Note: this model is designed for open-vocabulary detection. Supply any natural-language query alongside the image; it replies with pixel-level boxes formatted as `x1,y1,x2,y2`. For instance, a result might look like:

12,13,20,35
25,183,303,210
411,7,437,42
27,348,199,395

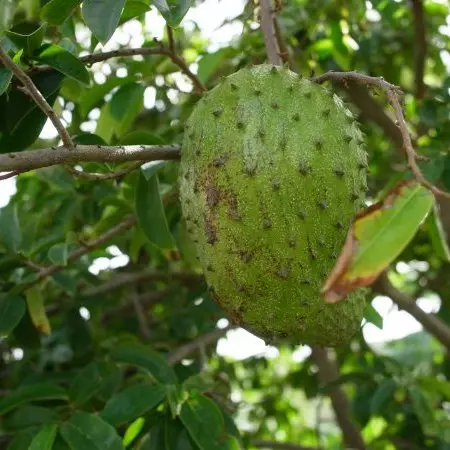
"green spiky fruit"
179,64,367,347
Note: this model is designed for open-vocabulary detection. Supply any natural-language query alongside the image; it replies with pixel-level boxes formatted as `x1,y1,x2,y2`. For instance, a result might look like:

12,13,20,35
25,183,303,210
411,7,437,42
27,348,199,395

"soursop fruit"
179,64,367,347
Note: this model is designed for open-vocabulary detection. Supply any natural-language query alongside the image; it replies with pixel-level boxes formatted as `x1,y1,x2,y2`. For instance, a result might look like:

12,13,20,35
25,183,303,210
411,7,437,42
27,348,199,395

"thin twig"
0,144,180,174
312,70,450,199
0,47,75,153
260,0,282,65
167,325,232,365
66,161,143,181
311,347,366,450
0,171,18,180
131,288,151,339
410,0,427,100
15,216,137,293
374,273,450,351
167,26,175,53
31,44,206,93
272,13,291,66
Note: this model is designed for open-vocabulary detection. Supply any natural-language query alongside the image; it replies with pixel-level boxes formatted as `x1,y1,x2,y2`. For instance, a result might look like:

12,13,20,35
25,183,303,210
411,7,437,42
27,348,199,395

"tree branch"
16,216,137,293
0,144,181,174
260,0,282,65
410,0,427,100
253,441,317,450
311,347,366,450
374,273,450,351
312,70,450,199
167,326,232,365
131,288,151,339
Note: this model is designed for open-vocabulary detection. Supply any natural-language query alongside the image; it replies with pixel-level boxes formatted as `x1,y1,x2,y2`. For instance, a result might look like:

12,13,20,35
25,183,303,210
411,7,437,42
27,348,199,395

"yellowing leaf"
26,286,51,335
322,181,434,303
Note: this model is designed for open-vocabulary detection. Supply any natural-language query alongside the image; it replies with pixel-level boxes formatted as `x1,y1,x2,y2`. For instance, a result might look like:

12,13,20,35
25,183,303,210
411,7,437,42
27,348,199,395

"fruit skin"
179,64,367,347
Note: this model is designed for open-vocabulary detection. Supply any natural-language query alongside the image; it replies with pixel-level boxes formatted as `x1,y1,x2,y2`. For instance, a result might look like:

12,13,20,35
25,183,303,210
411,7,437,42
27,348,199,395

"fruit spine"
179,64,367,347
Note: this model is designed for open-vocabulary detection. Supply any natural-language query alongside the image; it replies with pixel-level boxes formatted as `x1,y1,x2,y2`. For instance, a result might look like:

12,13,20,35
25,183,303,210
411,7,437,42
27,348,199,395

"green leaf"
82,0,127,43
69,361,117,407
0,204,22,252
4,405,59,430
425,203,450,262
118,130,165,146
363,301,383,330
153,0,191,27
197,49,228,84
29,424,58,450
95,102,116,143
140,161,169,180
111,344,178,384
135,171,176,250
408,385,437,434
48,243,69,265
26,286,51,335
120,1,151,24
0,382,68,415
0,67,12,95
5,22,47,55
165,384,187,418
60,412,124,450
370,378,397,414
179,395,227,450
35,44,90,85
0,295,26,337
41,0,82,25
101,383,166,426
123,417,145,447
323,181,434,302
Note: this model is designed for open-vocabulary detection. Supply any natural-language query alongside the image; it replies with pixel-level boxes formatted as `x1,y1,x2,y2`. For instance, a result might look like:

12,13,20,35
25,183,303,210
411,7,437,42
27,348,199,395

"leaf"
101,383,166,426
41,0,82,25
165,384,187,418
197,49,228,84
135,171,176,250
0,67,12,95
0,382,68,415
82,0,127,43
35,44,90,85
408,385,437,434
28,424,58,450
153,0,191,27
363,301,383,330
69,361,117,406
120,1,151,24
140,161,169,180
0,295,26,337
5,22,47,55
322,181,434,303
123,417,145,447
370,378,397,413
3,405,59,430
111,344,178,384
118,130,165,146
179,395,229,450
26,286,51,335
0,204,22,252
60,412,124,450
425,202,450,262
48,243,69,265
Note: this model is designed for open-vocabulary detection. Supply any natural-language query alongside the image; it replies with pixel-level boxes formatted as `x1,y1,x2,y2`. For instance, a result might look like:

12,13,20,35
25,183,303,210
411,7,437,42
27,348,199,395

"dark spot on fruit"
329,252,337,259
334,169,345,178
212,107,223,117
206,187,220,207
230,83,238,91
298,162,311,175
293,113,300,121
263,219,272,229
299,298,309,306
317,201,328,210
297,209,306,220
240,252,253,263
322,108,330,117
318,239,325,247
237,121,245,129
245,166,256,176
272,180,281,190
213,156,226,167
335,221,344,229
288,239,296,248
299,280,310,285
351,193,359,201
288,85,294,92
195,150,201,156
343,134,352,143
207,264,214,272
277,267,289,279
258,129,266,138
254,89,262,96
314,140,323,150
304,91,312,99
271,102,280,109
358,161,368,169
271,66,278,74
189,131,195,139
205,220,217,244
361,182,369,192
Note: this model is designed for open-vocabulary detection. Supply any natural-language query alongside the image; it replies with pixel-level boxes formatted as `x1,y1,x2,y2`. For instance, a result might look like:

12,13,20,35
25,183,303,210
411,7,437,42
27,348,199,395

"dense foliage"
1,1,450,449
